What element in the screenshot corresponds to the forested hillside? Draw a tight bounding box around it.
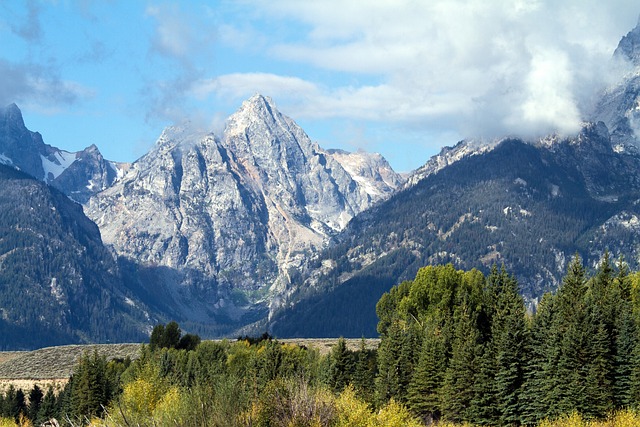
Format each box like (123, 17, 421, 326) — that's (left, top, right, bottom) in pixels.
(269, 125, 640, 337)
(2, 258, 640, 426)
(0, 165, 149, 348)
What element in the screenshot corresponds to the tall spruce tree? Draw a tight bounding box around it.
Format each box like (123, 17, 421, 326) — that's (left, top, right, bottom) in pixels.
(69, 350, 110, 420)
(492, 269, 527, 426)
(440, 304, 479, 423)
(35, 386, 58, 425)
(468, 341, 498, 425)
(611, 257, 635, 409)
(519, 293, 558, 425)
(551, 255, 591, 416)
(27, 385, 43, 422)
(407, 322, 447, 422)
(352, 338, 376, 404)
(329, 337, 353, 393)
(581, 253, 615, 417)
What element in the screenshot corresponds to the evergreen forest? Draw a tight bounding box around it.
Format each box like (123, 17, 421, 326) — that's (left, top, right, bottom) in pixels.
(2, 255, 640, 426)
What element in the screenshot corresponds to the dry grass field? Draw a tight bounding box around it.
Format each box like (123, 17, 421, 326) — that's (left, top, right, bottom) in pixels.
(279, 338, 380, 355)
(0, 338, 380, 393)
(0, 343, 139, 394)
(0, 352, 24, 365)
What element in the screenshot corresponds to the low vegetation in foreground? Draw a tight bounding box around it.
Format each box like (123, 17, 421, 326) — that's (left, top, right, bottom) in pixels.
(1, 253, 640, 426)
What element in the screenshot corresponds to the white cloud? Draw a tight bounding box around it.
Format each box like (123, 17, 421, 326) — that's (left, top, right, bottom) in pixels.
(516, 48, 581, 136)
(221, 0, 640, 142)
(145, 4, 214, 63)
(0, 59, 93, 108)
(193, 73, 320, 101)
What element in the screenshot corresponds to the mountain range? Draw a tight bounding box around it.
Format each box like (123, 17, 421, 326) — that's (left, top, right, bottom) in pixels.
(2, 22, 640, 347)
(263, 21, 640, 337)
(0, 94, 404, 346)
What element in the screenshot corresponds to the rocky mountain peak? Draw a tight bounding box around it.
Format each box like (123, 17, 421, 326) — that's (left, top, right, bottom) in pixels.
(0, 103, 123, 203)
(588, 19, 640, 153)
(245, 93, 277, 114)
(0, 103, 25, 129)
(224, 93, 292, 143)
(614, 17, 640, 66)
(85, 94, 404, 329)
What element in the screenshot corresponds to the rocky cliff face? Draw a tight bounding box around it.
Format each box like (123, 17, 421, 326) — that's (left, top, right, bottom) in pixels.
(592, 20, 640, 153)
(404, 138, 501, 188)
(0, 104, 123, 203)
(327, 149, 404, 199)
(86, 95, 403, 325)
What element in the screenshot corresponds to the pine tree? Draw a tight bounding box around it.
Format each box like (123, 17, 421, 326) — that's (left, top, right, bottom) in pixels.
(376, 321, 404, 404)
(352, 338, 376, 404)
(70, 350, 109, 420)
(163, 321, 182, 349)
(36, 386, 57, 425)
(552, 255, 590, 416)
(610, 258, 635, 409)
(27, 385, 43, 422)
(407, 325, 446, 423)
(582, 321, 614, 418)
(468, 341, 497, 425)
(329, 337, 353, 393)
(2, 385, 26, 422)
(629, 334, 640, 407)
(149, 324, 165, 350)
(492, 270, 527, 426)
(440, 304, 479, 423)
(581, 253, 615, 417)
(614, 305, 636, 408)
(519, 293, 558, 425)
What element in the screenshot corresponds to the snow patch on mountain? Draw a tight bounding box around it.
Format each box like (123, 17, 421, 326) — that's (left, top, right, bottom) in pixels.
(327, 149, 404, 198)
(41, 151, 77, 182)
(0, 153, 12, 166)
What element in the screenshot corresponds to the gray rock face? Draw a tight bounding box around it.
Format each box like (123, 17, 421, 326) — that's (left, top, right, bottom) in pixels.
(327, 149, 404, 199)
(592, 20, 640, 153)
(86, 94, 403, 323)
(0, 104, 122, 203)
(614, 18, 640, 66)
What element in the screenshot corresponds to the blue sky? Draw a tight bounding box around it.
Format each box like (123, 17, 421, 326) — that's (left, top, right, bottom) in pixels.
(1, 1, 639, 172)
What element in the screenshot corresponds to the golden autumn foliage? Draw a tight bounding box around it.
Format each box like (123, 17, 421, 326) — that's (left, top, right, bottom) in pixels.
(333, 385, 422, 427)
(120, 378, 162, 416)
(536, 410, 640, 427)
(0, 415, 32, 427)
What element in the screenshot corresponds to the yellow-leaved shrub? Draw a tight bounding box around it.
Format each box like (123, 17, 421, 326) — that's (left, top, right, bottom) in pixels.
(334, 386, 371, 427)
(538, 410, 640, 427)
(374, 399, 423, 427)
(152, 386, 187, 425)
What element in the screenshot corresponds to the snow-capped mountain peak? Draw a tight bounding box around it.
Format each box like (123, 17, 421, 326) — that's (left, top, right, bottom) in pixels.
(0, 103, 125, 203)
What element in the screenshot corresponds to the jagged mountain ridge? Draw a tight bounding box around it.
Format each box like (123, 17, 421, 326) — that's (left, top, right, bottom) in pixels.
(85, 94, 404, 329)
(6, 18, 640, 342)
(0, 104, 125, 204)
